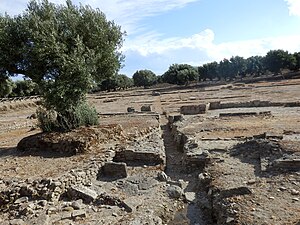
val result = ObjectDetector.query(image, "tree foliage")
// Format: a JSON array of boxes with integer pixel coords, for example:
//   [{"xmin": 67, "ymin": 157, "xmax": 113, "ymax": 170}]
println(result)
[
  {"xmin": 264, "ymin": 50, "xmax": 296, "ymax": 74},
  {"xmin": 230, "ymin": 56, "xmax": 246, "ymax": 78},
  {"xmin": 12, "ymin": 79, "xmax": 39, "ymax": 97},
  {"xmin": 0, "ymin": 78, "xmax": 15, "ymax": 97},
  {"xmin": 245, "ymin": 56, "xmax": 265, "ymax": 76},
  {"xmin": 162, "ymin": 64, "xmax": 198, "ymax": 85},
  {"xmin": 0, "ymin": 0, "xmax": 124, "ymax": 131},
  {"xmin": 132, "ymin": 70, "xmax": 157, "ymax": 87},
  {"xmin": 292, "ymin": 52, "xmax": 300, "ymax": 71},
  {"xmin": 198, "ymin": 61, "xmax": 219, "ymax": 81},
  {"xmin": 97, "ymin": 74, "xmax": 133, "ymax": 92}
]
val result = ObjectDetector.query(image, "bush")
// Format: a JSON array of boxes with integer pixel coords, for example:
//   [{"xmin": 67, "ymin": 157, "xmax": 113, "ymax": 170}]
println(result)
[
  {"xmin": 36, "ymin": 107, "xmax": 59, "ymax": 132},
  {"xmin": 37, "ymin": 103, "xmax": 99, "ymax": 132}
]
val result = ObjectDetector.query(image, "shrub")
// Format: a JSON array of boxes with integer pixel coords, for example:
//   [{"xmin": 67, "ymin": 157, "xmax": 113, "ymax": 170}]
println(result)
[{"xmin": 37, "ymin": 102, "xmax": 99, "ymax": 132}]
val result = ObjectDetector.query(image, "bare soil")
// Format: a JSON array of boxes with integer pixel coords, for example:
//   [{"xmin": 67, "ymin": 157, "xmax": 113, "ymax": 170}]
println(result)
[{"xmin": 0, "ymin": 77, "xmax": 299, "ymax": 224}]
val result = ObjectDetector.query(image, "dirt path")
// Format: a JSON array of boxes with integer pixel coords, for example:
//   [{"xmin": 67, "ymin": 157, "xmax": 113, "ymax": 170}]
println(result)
[{"xmin": 160, "ymin": 116, "xmax": 209, "ymax": 225}]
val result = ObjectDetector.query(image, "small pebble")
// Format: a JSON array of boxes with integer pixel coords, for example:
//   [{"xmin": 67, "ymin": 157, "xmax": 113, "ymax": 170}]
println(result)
[
  {"xmin": 291, "ymin": 189, "xmax": 299, "ymax": 195},
  {"xmin": 279, "ymin": 186, "xmax": 287, "ymax": 191},
  {"xmin": 247, "ymin": 179, "xmax": 256, "ymax": 185}
]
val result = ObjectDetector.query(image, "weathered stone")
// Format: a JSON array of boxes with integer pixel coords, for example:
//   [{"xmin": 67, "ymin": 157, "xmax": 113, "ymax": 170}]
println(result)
[
  {"xmin": 152, "ymin": 91, "xmax": 161, "ymax": 96},
  {"xmin": 219, "ymin": 186, "xmax": 252, "ymax": 198},
  {"xmin": 114, "ymin": 148, "xmax": 165, "ymax": 166},
  {"xmin": 121, "ymin": 197, "xmax": 141, "ymax": 213},
  {"xmin": 291, "ymin": 189, "xmax": 299, "ymax": 195},
  {"xmin": 138, "ymin": 178, "xmax": 158, "ymax": 190},
  {"xmin": 63, "ymin": 206, "xmax": 74, "ymax": 212},
  {"xmin": 47, "ymin": 207, "xmax": 58, "ymax": 214},
  {"xmin": 184, "ymin": 192, "xmax": 196, "ymax": 203},
  {"xmin": 129, "ymin": 214, "xmax": 163, "ymax": 225},
  {"xmin": 27, "ymin": 213, "xmax": 50, "ymax": 225},
  {"xmin": 60, "ymin": 211, "xmax": 72, "ymax": 220},
  {"xmin": 166, "ymin": 185, "xmax": 183, "ymax": 199},
  {"xmin": 141, "ymin": 105, "xmax": 152, "ymax": 112},
  {"xmin": 72, "ymin": 199, "xmax": 83, "ymax": 210},
  {"xmin": 9, "ymin": 219, "xmax": 25, "ymax": 225},
  {"xmin": 198, "ymin": 173, "xmax": 212, "ymax": 188},
  {"xmin": 72, "ymin": 210, "xmax": 86, "ymax": 218},
  {"xmin": 38, "ymin": 200, "xmax": 48, "ymax": 207},
  {"xmin": 157, "ymin": 171, "xmax": 169, "ymax": 182},
  {"xmin": 180, "ymin": 104, "xmax": 206, "ymax": 115},
  {"xmin": 101, "ymin": 162, "xmax": 127, "ymax": 178},
  {"xmin": 14, "ymin": 196, "xmax": 29, "ymax": 204},
  {"xmin": 273, "ymin": 158, "xmax": 300, "ymax": 171},
  {"xmin": 68, "ymin": 185, "xmax": 98, "ymax": 203},
  {"xmin": 219, "ymin": 112, "xmax": 258, "ymax": 117},
  {"xmin": 127, "ymin": 107, "xmax": 135, "ymax": 113},
  {"xmin": 226, "ymin": 217, "xmax": 235, "ymax": 223},
  {"xmin": 209, "ymin": 101, "xmax": 221, "ymax": 110}
]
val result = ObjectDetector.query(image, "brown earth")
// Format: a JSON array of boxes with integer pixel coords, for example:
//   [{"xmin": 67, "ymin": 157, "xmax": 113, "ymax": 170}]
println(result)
[{"xmin": 0, "ymin": 77, "xmax": 299, "ymax": 224}]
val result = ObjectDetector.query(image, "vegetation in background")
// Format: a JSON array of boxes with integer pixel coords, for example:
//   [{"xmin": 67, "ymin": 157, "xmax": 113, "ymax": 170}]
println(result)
[
  {"xmin": 132, "ymin": 69, "xmax": 157, "ymax": 87},
  {"xmin": 0, "ymin": 0, "xmax": 124, "ymax": 131},
  {"xmin": 162, "ymin": 64, "xmax": 198, "ymax": 85},
  {"xmin": 95, "ymin": 74, "xmax": 133, "ymax": 92},
  {"xmin": 0, "ymin": 77, "xmax": 15, "ymax": 97},
  {"xmin": 263, "ymin": 50, "xmax": 296, "ymax": 74}
]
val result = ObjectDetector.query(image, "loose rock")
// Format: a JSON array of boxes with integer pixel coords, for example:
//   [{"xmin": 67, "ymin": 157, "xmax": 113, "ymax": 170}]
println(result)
[{"xmin": 166, "ymin": 185, "xmax": 183, "ymax": 199}]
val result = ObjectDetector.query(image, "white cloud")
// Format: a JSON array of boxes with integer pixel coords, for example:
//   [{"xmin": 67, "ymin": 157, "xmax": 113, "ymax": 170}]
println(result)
[
  {"xmin": 121, "ymin": 30, "xmax": 300, "ymax": 75},
  {"xmin": 123, "ymin": 29, "xmax": 214, "ymax": 56},
  {"xmin": 285, "ymin": 0, "xmax": 300, "ymax": 17},
  {"xmin": 0, "ymin": 0, "xmax": 199, "ymax": 33}
]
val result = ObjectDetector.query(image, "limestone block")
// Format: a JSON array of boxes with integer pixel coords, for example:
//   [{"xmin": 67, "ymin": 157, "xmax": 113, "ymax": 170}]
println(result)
[{"xmin": 180, "ymin": 104, "xmax": 206, "ymax": 115}]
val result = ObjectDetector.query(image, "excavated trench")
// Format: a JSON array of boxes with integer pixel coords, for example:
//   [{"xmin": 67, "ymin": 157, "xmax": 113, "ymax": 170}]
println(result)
[{"xmin": 160, "ymin": 117, "xmax": 212, "ymax": 225}]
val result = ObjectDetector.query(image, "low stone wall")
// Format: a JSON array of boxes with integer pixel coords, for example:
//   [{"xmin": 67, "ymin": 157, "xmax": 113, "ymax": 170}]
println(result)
[
  {"xmin": 180, "ymin": 104, "xmax": 207, "ymax": 115},
  {"xmin": 209, "ymin": 100, "xmax": 300, "ymax": 110},
  {"xmin": 114, "ymin": 128, "xmax": 166, "ymax": 166},
  {"xmin": 0, "ymin": 150, "xmax": 115, "ymax": 210}
]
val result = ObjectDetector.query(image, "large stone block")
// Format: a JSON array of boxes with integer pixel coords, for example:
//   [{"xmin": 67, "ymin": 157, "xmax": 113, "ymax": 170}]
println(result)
[
  {"xmin": 209, "ymin": 101, "xmax": 221, "ymax": 110},
  {"xmin": 141, "ymin": 105, "xmax": 152, "ymax": 112},
  {"xmin": 180, "ymin": 104, "xmax": 207, "ymax": 115}
]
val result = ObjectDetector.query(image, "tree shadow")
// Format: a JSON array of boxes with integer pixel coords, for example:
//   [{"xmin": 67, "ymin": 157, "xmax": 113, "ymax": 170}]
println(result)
[
  {"xmin": 0, "ymin": 145, "xmax": 75, "ymax": 159},
  {"xmin": 0, "ymin": 146, "xmax": 20, "ymax": 158}
]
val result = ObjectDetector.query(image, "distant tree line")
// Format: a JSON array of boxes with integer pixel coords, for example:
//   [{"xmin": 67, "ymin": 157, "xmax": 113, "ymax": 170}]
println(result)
[
  {"xmin": 2, "ymin": 49, "xmax": 300, "ymax": 96},
  {"xmin": 0, "ymin": 79, "xmax": 39, "ymax": 98},
  {"xmin": 97, "ymin": 49, "xmax": 299, "ymax": 90}
]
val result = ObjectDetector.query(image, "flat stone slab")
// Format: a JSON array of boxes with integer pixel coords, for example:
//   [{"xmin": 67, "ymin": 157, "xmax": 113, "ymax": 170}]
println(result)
[{"xmin": 68, "ymin": 185, "xmax": 98, "ymax": 203}]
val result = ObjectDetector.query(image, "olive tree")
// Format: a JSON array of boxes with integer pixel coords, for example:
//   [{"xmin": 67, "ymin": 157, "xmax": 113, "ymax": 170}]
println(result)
[
  {"xmin": 264, "ymin": 50, "xmax": 296, "ymax": 74},
  {"xmin": 163, "ymin": 64, "xmax": 198, "ymax": 85},
  {"xmin": 132, "ymin": 70, "xmax": 157, "ymax": 87},
  {"xmin": 0, "ymin": 0, "xmax": 124, "ymax": 131}
]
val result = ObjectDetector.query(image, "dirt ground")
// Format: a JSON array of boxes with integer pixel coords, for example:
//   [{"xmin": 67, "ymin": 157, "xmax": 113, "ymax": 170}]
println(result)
[{"xmin": 0, "ymin": 77, "xmax": 300, "ymax": 224}]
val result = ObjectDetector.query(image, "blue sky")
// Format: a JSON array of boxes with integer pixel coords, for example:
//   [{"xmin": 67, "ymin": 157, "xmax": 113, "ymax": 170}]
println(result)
[{"xmin": 1, "ymin": 0, "xmax": 300, "ymax": 76}]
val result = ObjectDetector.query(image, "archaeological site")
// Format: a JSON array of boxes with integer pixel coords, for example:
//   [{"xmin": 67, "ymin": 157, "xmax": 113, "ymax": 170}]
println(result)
[{"xmin": 0, "ymin": 77, "xmax": 300, "ymax": 225}]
